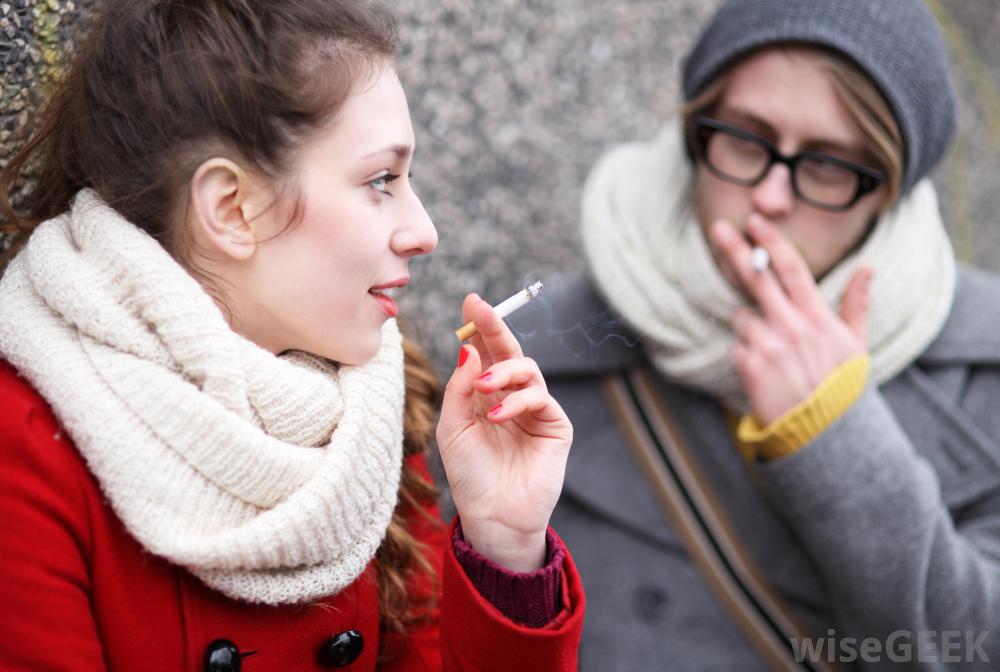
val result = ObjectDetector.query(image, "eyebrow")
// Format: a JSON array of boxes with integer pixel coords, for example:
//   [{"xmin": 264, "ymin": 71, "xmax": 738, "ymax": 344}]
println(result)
[
  {"xmin": 363, "ymin": 144, "xmax": 413, "ymax": 160},
  {"xmin": 717, "ymin": 105, "xmax": 866, "ymax": 158}
]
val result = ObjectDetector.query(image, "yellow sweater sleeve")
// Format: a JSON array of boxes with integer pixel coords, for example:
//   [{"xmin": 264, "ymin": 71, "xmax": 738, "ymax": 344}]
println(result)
[{"xmin": 734, "ymin": 354, "xmax": 870, "ymax": 462}]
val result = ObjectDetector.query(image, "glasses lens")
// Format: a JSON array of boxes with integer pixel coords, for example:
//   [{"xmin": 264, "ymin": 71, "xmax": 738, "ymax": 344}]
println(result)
[
  {"xmin": 705, "ymin": 129, "xmax": 769, "ymax": 183},
  {"xmin": 795, "ymin": 158, "xmax": 860, "ymax": 208}
]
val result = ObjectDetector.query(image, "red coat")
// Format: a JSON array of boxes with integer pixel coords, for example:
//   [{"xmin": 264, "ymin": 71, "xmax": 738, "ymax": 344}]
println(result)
[{"xmin": 0, "ymin": 362, "xmax": 584, "ymax": 671}]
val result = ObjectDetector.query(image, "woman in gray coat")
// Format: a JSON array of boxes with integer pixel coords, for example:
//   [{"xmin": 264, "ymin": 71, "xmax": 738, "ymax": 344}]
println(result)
[{"xmin": 511, "ymin": 0, "xmax": 1000, "ymax": 669}]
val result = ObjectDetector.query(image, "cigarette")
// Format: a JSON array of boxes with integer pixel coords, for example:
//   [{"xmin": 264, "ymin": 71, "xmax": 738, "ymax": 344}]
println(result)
[
  {"xmin": 455, "ymin": 281, "xmax": 544, "ymax": 341},
  {"xmin": 750, "ymin": 246, "xmax": 770, "ymax": 273}
]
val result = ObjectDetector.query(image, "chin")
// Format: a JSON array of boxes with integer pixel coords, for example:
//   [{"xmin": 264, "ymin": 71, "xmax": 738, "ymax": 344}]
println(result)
[{"xmin": 321, "ymin": 337, "xmax": 382, "ymax": 367}]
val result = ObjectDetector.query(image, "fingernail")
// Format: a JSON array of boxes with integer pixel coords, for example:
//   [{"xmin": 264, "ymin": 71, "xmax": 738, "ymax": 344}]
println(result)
[
  {"xmin": 457, "ymin": 346, "xmax": 469, "ymax": 367},
  {"xmin": 489, "ymin": 403, "xmax": 504, "ymax": 416},
  {"xmin": 478, "ymin": 372, "xmax": 493, "ymax": 382}
]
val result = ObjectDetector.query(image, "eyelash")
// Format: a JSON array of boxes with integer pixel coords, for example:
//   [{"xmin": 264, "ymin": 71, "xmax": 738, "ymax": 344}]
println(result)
[{"xmin": 370, "ymin": 172, "xmax": 413, "ymax": 196}]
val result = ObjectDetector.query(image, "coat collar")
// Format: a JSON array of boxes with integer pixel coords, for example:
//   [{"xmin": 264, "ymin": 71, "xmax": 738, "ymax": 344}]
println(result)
[{"xmin": 919, "ymin": 265, "xmax": 1000, "ymax": 365}]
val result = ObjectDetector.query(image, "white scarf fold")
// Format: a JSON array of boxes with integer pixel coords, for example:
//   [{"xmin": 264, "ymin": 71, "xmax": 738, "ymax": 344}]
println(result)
[
  {"xmin": 0, "ymin": 189, "xmax": 406, "ymax": 605},
  {"xmin": 582, "ymin": 120, "xmax": 955, "ymax": 410}
]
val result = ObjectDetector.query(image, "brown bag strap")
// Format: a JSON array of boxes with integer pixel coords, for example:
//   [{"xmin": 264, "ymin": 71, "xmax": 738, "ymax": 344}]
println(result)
[{"xmin": 602, "ymin": 367, "xmax": 840, "ymax": 672}]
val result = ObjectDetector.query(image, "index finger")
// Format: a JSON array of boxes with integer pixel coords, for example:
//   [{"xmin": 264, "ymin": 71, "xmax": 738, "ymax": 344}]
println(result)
[
  {"xmin": 709, "ymin": 220, "xmax": 799, "ymax": 326},
  {"xmin": 462, "ymin": 293, "xmax": 524, "ymax": 363},
  {"xmin": 746, "ymin": 214, "xmax": 818, "ymax": 309}
]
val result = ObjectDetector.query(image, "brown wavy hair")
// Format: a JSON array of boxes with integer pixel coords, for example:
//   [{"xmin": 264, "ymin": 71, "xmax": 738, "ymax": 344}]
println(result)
[{"xmin": 0, "ymin": 0, "xmax": 441, "ymax": 636}]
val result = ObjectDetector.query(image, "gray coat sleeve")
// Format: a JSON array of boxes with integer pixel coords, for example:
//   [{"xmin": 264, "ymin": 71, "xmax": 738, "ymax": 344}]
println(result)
[{"xmin": 757, "ymin": 387, "xmax": 1000, "ymax": 670}]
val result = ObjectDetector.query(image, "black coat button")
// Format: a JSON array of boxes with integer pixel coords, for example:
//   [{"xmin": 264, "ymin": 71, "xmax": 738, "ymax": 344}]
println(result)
[
  {"xmin": 633, "ymin": 586, "xmax": 669, "ymax": 623},
  {"xmin": 203, "ymin": 639, "xmax": 242, "ymax": 672},
  {"xmin": 317, "ymin": 630, "xmax": 364, "ymax": 668}
]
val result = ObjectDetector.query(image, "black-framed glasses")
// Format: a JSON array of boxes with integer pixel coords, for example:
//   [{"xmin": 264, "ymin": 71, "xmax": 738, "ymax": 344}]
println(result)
[{"xmin": 690, "ymin": 116, "xmax": 886, "ymax": 211}]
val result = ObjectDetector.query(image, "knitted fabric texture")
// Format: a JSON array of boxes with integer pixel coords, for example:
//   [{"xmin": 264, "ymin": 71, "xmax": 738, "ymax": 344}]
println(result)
[
  {"xmin": 581, "ymin": 120, "xmax": 955, "ymax": 412},
  {"xmin": 0, "ymin": 189, "xmax": 406, "ymax": 605},
  {"xmin": 682, "ymin": 0, "xmax": 956, "ymax": 193},
  {"xmin": 453, "ymin": 524, "xmax": 565, "ymax": 629}
]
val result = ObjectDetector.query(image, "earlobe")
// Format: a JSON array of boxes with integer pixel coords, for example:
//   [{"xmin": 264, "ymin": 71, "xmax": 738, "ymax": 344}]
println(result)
[{"xmin": 189, "ymin": 158, "xmax": 260, "ymax": 261}]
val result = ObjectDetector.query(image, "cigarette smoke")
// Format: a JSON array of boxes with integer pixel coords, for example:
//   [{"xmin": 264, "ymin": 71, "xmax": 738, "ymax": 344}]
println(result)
[{"xmin": 505, "ymin": 273, "xmax": 641, "ymax": 366}]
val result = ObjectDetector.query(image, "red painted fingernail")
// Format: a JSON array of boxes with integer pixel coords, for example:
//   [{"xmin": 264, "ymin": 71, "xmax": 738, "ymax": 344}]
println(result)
[
  {"xmin": 478, "ymin": 372, "xmax": 493, "ymax": 382},
  {"xmin": 457, "ymin": 346, "xmax": 469, "ymax": 367},
  {"xmin": 489, "ymin": 403, "xmax": 504, "ymax": 416}
]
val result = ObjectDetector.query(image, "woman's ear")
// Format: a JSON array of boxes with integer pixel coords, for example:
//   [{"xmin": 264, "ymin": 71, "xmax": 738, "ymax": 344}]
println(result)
[{"xmin": 189, "ymin": 158, "xmax": 267, "ymax": 261}]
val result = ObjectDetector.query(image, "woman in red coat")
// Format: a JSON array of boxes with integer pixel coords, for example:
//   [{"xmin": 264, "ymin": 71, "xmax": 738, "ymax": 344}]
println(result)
[{"xmin": 0, "ymin": 1, "xmax": 583, "ymax": 670}]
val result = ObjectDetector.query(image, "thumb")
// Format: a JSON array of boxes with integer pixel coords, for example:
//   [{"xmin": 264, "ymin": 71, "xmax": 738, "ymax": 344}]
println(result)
[
  {"xmin": 840, "ymin": 266, "xmax": 873, "ymax": 347},
  {"xmin": 436, "ymin": 343, "xmax": 483, "ymax": 447}
]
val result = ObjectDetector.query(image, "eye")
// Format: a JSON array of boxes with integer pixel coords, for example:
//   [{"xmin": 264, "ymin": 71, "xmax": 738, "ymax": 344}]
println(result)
[
  {"xmin": 800, "ymin": 158, "xmax": 854, "ymax": 184},
  {"xmin": 370, "ymin": 172, "xmax": 401, "ymax": 195}
]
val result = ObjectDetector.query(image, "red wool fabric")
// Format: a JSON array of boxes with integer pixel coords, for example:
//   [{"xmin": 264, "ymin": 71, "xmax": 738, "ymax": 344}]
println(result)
[
  {"xmin": 452, "ymin": 523, "xmax": 565, "ymax": 628},
  {"xmin": 0, "ymin": 361, "xmax": 584, "ymax": 671}
]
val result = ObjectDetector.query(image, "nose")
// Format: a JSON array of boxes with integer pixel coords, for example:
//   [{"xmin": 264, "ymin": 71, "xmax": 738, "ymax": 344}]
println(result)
[
  {"xmin": 391, "ymin": 192, "xmax": 438, "ymax": 258},
  {"xmin": 750, "ymin": 162, "xmax": 794, "ymax": 220}
]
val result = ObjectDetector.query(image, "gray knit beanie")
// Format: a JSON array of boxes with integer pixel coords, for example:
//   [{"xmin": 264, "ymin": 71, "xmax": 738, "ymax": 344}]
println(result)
[{"xmin": 682, "ymin": 0, "xmax": 956, "ymax": 194}]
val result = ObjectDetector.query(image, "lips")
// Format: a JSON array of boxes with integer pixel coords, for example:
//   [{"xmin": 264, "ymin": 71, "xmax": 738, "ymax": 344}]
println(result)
[
  {"xmin": 369, "ymin": 290, "xmax": 398, "ymax": 317},
  {"xmin": 369, "ymin": 278, "xmax": 407, "ymax": 318},
  {"xmin": 369, "ymin": 286, "xmax": 399, "ymax": 298}
]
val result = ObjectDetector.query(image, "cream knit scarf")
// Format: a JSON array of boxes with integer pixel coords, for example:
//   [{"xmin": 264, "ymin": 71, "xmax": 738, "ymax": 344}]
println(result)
[
  {"xmin": 0, "ymin": 189, "xmax": 406, "ymax": 605},
  {"xmin": 582, "ymin": 120, "xmax": 956, "ymax": 411}
]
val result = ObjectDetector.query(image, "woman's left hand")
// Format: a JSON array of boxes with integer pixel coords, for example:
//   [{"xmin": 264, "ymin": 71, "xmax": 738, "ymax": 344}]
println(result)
[
  {"xmin": 710, "ymin": 214, "xmax": 873, "ymax": 426},
  {"xmin": 436, "ymin": 294, "xmax": 573, "ymax": 572}
]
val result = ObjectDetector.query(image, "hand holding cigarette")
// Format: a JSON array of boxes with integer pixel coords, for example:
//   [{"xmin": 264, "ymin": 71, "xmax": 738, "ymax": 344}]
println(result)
[
  {"xmin": 710, "ymin": 214, "xmax": 872, "ymax": 426},
  {"xmin": 436, "ymin": 291, "xmax": 572, "ymax": 573},
  {"xmin": 455, "ymin": 281, "xmax": 543, "ymax": 341}
]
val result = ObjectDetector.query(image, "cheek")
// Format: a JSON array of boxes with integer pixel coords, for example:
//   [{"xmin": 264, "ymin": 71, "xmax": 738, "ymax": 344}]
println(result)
[
  {"xmin": 296, "ymin": 197, "xmax": 376, "ymax": 274},
  {"xmin": 789, "ymin": 211, "xmax": 874, "ymax": 278},
  {"xmin": 263, "ymin": 209, "xmax": 366, "ymax": 320},
  {"xmin": 831, "ymin": 211, "xmax": 877, "ymax": 262},
  {"xmin": 694, "ymin": 169, "xmax": 750, "ymax": 231}
]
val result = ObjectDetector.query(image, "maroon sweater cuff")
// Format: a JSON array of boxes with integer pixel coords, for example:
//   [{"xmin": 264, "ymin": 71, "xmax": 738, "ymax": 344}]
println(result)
[{"xmin": 451, "ymin": 522, "xmax": 565, "ymax": 628}]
